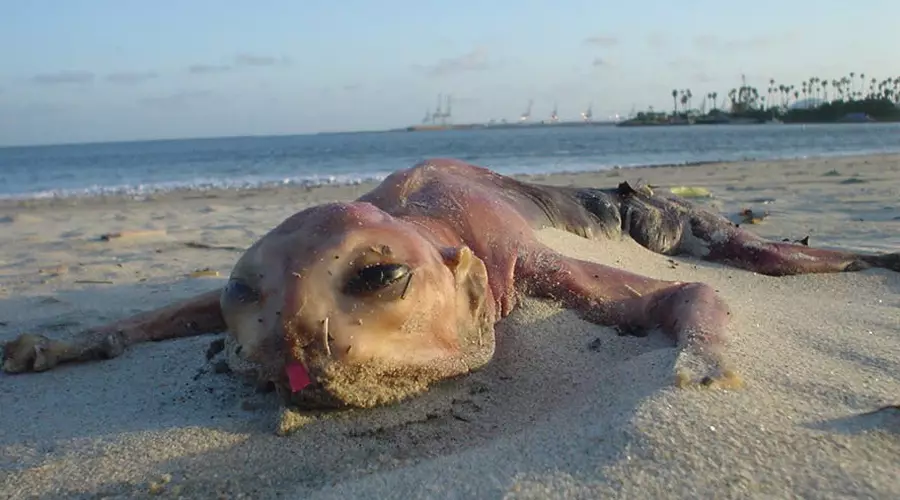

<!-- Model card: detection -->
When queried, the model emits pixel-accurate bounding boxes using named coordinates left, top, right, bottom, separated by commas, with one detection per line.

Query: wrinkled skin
left=3, top=159, right=898, bottom=409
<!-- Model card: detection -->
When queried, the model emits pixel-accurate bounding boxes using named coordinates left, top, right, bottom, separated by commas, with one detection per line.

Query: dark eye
left=223, top=279, right=260, bottom=304
left=343, top=263, right=411, bottom=296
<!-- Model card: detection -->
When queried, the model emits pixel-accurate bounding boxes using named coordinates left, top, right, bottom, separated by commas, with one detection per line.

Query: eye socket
left=223, top=279, right=260, bottom=304
left=343, top=263, right=412, bottom=298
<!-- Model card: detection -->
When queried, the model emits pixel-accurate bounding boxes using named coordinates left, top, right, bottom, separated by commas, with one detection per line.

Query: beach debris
left=188, top=268, right=220, bottom=278
left=781, top=236, right=810, bottom=246
left=0, top=213, right=43, bottom=224
left=822, top=169, right=841, bottom=177
left=739, top=208, right=769, bottom=224
left=839, top=177, right=867, bottom=185
left=146, top=473, right=174, bottom=496
left=184, top=241, right=244, bottom=252
left=74, top=279, right=114, bottom=284
left=99, top=229, right=167, bottom=241
left=617, top=181, right=654, bottom=197
left=670, top=186, right=712, bottom=198
left=38, top=264, right=69, bottom=276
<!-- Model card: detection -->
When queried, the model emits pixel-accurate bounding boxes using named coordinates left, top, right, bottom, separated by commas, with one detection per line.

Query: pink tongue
left=286, top=361, right=312, bottom=392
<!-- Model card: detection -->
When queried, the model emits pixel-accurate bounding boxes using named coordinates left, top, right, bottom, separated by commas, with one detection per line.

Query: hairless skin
left=3, top=159, right=898, bottom=409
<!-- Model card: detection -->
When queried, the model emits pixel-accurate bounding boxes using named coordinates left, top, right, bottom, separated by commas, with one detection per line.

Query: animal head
left=220, top=201, right=494, bottom=409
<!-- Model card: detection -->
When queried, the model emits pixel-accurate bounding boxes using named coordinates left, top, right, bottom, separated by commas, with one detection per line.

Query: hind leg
left=614, top=186, right=899, bottom=276
left=678, top=208, right=899, bottom=276
left=516, top=245, right=741, bottom=388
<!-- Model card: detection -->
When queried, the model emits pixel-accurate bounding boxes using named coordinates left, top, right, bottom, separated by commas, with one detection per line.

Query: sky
left=1, top=0, right=899, bottom=146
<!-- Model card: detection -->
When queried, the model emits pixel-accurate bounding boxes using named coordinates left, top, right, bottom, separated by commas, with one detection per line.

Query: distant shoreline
left=4, top=118, right=899, bottom=150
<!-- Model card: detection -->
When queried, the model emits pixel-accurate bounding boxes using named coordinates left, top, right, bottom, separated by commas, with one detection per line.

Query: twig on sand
left=99, top=229, right=167, bottom=241
left=183, top=241, right=245, bottom=252
left=188, top=268, right=220, bottom=278
left=322, top=317, right=332, bottom=356
left=74, top=279, right=114, bottom=284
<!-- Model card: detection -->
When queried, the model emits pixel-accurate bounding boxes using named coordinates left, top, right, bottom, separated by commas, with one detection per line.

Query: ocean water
left=1, top=123, right=899, bottom=200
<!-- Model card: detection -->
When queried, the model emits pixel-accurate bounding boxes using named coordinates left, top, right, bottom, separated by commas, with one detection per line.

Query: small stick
left=322, top=317, right=331, bottom=357
left=184, top=242, right=244, bottom=252
left=623, top=284, right=642, bottom=297
left=99, top=229, right=167, bottom=241
left=401, top=272, right=414, bottom=299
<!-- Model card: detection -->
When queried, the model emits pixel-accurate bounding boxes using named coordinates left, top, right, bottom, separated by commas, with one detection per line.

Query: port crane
left=519, top=99, right=533, bottom=122
left=581, top=103, right=593, bottom=122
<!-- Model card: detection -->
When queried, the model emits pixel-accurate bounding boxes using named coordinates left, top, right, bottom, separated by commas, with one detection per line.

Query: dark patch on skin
left=223, top=279, right=260, bottom=304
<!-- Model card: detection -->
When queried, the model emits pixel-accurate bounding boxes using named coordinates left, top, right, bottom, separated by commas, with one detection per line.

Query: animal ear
left=440, top=246, right=495, bottom=371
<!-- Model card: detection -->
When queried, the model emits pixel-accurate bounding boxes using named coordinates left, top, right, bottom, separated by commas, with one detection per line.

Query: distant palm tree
left=671, top=89, right=678, bottom=115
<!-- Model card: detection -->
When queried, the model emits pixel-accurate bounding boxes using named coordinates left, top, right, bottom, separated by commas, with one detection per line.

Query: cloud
left=667, top=57, right=704, bottom=70
left=31, top=70, right=94, bottom=85
left=592, top=57, right=613, bottom=68
left=106, top=71, right=158, bottom=85
left=693, top=33, right=795, bottom=51
left=414, top=48, right=492, bottom=77
left=234, top=53, right=290, bottom=67
left=582, top=35, right=618, bottom=47
left=188, top=63, right=231, bottom=74
left=342, top=84, right=362, bottom=92
left=139, top=90, right=214, bottom=109
left=187, top=53, right=289, bottom=75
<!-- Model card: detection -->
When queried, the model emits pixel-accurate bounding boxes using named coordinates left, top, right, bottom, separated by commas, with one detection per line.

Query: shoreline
left=2, top=118, right=898, bottom=150
left=3, top=151, right=900, bottom=211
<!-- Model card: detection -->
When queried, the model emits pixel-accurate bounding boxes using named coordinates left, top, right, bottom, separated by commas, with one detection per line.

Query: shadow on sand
left=0, top=282, right=681, bottom=499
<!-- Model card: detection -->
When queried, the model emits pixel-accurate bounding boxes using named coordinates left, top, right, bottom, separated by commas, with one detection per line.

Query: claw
left=1, top=334, right=60, bottom=374
left=673, top=345, right=744, bottom=391
left=675, top=368, right=744, bottom=390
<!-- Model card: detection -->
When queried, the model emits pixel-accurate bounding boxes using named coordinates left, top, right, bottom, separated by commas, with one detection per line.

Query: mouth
left=276, top=360, right=349, bottom=410
left=273, top=378, right=348, bottom=410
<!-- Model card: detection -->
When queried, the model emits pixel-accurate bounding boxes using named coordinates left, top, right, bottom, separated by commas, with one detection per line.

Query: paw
left=673, top=348, right=744, bottom=391
left=2, top=334, right=62, bottom=373
left=675, top=368, right=744, bottom=390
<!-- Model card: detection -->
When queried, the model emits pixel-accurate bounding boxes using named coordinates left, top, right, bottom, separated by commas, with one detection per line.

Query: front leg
left=517, top=246, right=740, bottom=388
left=2, top=289, right=226, bottom=374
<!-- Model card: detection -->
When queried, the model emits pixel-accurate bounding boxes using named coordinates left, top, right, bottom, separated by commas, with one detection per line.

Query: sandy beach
left=1, top=154, right=898, bottom=499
